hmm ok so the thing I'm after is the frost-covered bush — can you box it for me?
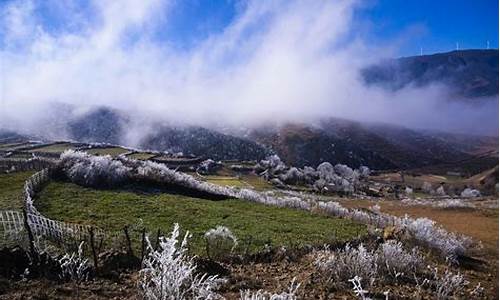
[317,162,335,181]
[58,241,91,282]
[60,150,130,187]
[204,226,238,260]
[258,155,287,174]
[134,159,235,198]
[377,241,423,280]
[139,224,223,300]
[431,268,468,299]
[315,244,378,287]
[460,188,481,198]
[302,166,318,183]
[316,201,349,217]
[422,182,433,194]
[279,167,304,185]
[333,164,356,181]
[240,279,299,300]
[357,166,371,178]
[435,186,447,196]
[435,199,472,209]
[197,159,221,175]
[400,217,472,261]
[405,187,413,195]
[313,178,328,192]
[348,276,370,300]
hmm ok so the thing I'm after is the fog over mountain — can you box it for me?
[0,0,498,140]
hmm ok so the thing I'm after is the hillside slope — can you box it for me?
[362,49,499,99]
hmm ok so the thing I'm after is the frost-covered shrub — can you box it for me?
[139,224,223,300]
[377,241,423,280]
[435,199,472,209]
[431,268,468,299]
[460,188,481,198]
[258,155,287,174]
[204,226,238,260]
[400,217,472,261]
[279,167,304,185]
[58,241,91,282]
[368,204,381,214]
[405,187,413,195]
[357,166,371,178]
[315,244,378,287]
[197,159,221,175]
[240,279,299,300]
[333,164,356,181]
[60,150,130,187]
[317,162,335,181]
[435,186,446,196]
[302,166,318,183]
[313,179,328,192]
[316,201,349,217]
[422,182,433,194]
[348,276,370,300]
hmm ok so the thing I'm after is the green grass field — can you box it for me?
[30,143,77,153]
[85,147,129,157]
[126,152,157,160]
[0,142,31,151]
[204,176,250,188]
[36,180,366,255]
[0,171,34,210]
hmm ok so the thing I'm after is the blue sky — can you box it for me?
[3,0,497,56]
[357,0,499,57]
[143,0,500,56]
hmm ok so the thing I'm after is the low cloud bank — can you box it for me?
[0,0,497,138]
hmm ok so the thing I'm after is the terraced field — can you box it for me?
[29,143,78,153]
[85,147,130,157]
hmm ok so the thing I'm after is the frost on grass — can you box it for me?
[139,224,223,300]
[58,241,91,283]
[400,217,473,261]
[461,188,481,198]
[240,279,299,300]
[316,241,424,287]
[315,244,378,287]
[349,276,371,300]
[378,241,423,280]
[204,226,238,260]
[430,267,469,299]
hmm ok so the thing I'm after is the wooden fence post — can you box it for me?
[140,228,146,263]
[123,226,134,257]
[89,227,99,273]
[154,228,161,250]
[22,209,38,264]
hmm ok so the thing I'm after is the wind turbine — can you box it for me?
[455,42,459,51]
[420,46,423,56]
[487,40,490,49]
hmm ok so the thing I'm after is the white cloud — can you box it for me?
[0,0,497,137]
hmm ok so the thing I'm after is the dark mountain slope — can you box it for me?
[249,118,497,171]
[362,49,499,98]
[68,107,126,144]
[141,125,269,161]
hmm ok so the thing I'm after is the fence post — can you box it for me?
[123,226,134,257]
[89,227,99,273]
[22,209,38,265]
[140,228,146,264]
[154,228,161,250]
